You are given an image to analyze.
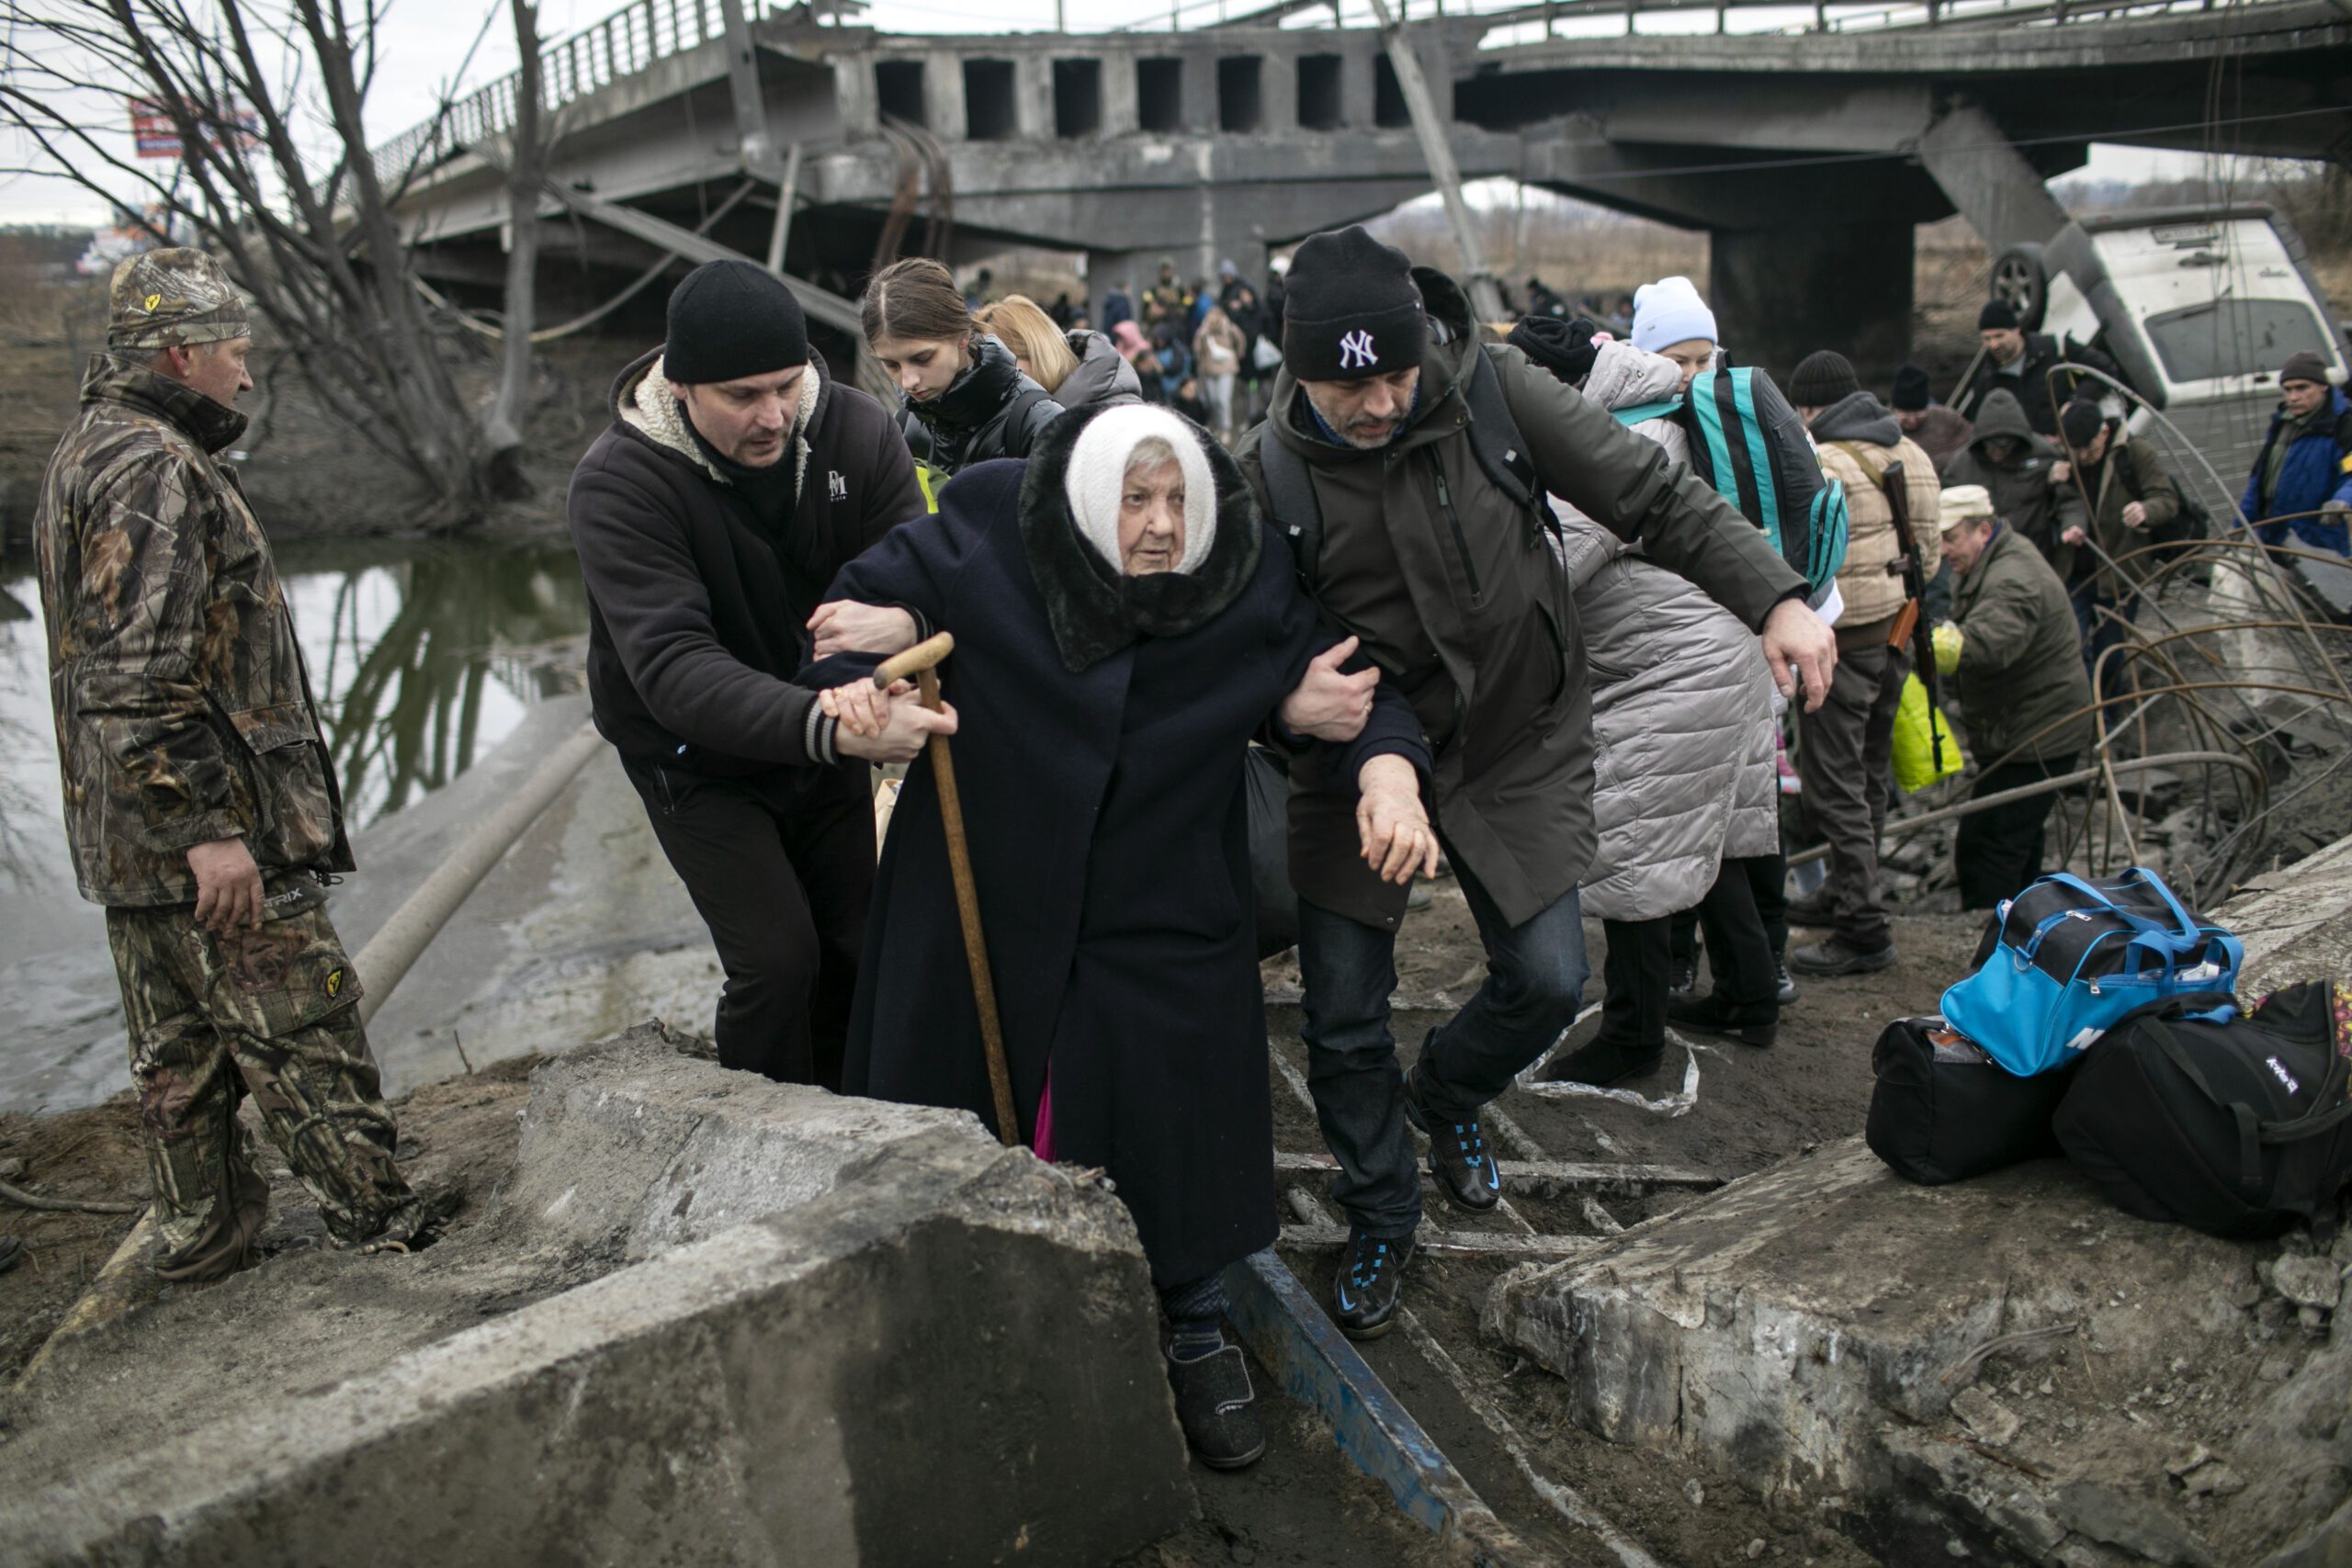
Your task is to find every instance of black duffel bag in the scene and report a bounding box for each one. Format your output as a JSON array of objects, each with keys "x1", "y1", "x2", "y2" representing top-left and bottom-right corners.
[
  {"x1": 2054, "y1": 981, "x2": 2352, "y2": 1238},
  {"x1": 1867, "y1": 1016, "x2": 2074, "y2": 1185}
]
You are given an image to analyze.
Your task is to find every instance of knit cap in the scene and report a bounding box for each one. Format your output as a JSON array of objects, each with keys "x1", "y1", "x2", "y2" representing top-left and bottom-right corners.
[
  {"x1": 1890, "y1": 364, "x2": 1931, "y2": 412},
  {"x1": 2059, "y1": 398, "x2": 2107, "y2": 450},
  {"x1": 1063, "y1": 404, "x2": 1216, "y2": 575},
  {"x1": 2279, "y1": 349, "x2": 2339, "y2": 388},
  {"x1": 108, "y1": 248, "x2": 250, "y2": 350},
  {"x1": 1282, "y1": 226, "x2": 1426, "y2": 381},
  {"x1": 665, "y1": 260, "x2": 808, "y2": 384},
  {"x1": 1507, "y1": 316, "x2": 1603, "y2": 388},
  {"x1": 1978, "y1": 299, "x2": 2021, "y2": 332},
  {"x1": 1788, "y1": 350, "x2": 1860, "y2": 408},
  {"x1": 1630, "y1": 276, "x2": 1716, "y2": 355},
  {"x1": 1938, "y1": 484, "x2": 1995, "y2": 533}
]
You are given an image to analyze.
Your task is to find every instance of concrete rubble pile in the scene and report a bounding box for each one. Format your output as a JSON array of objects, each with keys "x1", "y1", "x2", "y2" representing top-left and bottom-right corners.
[
  {"x1": 0, "y1": 1023, "x2": 1193, "y2": 1567},
  {"x1": 1487, "y1": 837, "x2": 2352, "y2": 1568}
]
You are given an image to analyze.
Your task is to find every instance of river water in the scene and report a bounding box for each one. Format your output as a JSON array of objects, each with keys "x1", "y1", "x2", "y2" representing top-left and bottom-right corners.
[{"x1": 0, "y1": 536, "x2": 590, "y2": 970}]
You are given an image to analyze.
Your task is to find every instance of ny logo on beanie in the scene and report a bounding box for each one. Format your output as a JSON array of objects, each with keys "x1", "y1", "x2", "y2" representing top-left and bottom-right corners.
[{"x1": 1339, "y1": 331, "x2": 1377, "y2": 371}]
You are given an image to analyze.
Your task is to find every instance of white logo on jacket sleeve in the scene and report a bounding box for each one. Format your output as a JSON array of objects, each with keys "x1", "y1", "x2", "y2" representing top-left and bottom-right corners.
[
  {"x1": 1338, "y1": 331, "x2": 1377, "y2": 371},
  {"x1": 828, "y1": 470, "x2": 847, "y2": 502}
]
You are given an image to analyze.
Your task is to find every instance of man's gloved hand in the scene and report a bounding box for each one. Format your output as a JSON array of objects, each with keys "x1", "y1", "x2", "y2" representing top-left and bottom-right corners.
[
  {"x1": 1932, "y1": 621, "x2": 1964, "y2": 676},
  {"x1": 2324, "y1": 498, "x2": 2350, "y2": 522}
]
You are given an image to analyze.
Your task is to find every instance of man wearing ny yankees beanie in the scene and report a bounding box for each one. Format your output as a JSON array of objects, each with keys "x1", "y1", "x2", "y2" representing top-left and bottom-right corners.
[
  {"x1": 1237, "y1": 225, "x2": 1838, "y2": 1341},
  {"x1": 567, "y1": 258, "x2": 936, "y2": 1089}
]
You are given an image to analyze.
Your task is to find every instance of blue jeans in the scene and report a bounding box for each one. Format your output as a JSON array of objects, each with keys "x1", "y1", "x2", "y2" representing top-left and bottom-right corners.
[{"x1": 1295, "y1": 867, "x2": 1589, "y2": 1236}]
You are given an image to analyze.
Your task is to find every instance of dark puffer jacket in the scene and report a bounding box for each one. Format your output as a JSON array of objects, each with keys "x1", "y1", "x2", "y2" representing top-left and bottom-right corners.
[
  {"x1": 898, "y1": 333, "x2": 1065, "y2": 477},
  {"x1": 1054, "y1": 330, "x2": 1142, "y2": 412}
]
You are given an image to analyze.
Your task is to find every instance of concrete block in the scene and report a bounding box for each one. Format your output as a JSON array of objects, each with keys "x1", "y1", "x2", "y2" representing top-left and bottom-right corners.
[
  {"x1": 1486, "y1": 1137, "x2": 2314, "y2": 1562},
  {"x1": 2223, "y1": 830, "x2": 2352, "y2": 998},
  {"x1": 3, "y1": 1026, "x2": 1193, "y2": 1567}
]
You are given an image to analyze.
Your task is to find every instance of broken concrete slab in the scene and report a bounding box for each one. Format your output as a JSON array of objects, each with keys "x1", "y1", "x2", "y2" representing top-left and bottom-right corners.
[
  {"x1": 0, "y1": 1024, "x2": 1193, "y2": 1567},
  {"x1": 2222, "y1": 829, "x2": 2352, "y2": 998},
  {"x1": 1487, "y1": 1137, "x2": 2351, "y2": 1567}
]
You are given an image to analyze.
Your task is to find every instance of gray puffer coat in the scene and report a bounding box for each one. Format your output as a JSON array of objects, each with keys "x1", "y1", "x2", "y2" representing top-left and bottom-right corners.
[{"x1": 1555, "y1": 341, "x2": 1780, "y2": 922}]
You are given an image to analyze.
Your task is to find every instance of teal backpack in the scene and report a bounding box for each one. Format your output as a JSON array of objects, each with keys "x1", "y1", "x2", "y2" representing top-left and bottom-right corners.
[{"x1": 1616, "y1": 367, "x2": 1849, "y2": 607}]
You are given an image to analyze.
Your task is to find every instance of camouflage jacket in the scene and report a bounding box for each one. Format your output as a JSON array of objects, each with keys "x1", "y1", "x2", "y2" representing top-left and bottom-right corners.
[{"x1": 34, "y1": 353, "x2": 352, "y2": 908}]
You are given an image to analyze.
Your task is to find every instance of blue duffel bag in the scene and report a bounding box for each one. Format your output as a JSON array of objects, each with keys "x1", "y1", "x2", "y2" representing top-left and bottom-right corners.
[{"x1": 1941, "y1": 868, "x2": 2242, "y2": 1077}]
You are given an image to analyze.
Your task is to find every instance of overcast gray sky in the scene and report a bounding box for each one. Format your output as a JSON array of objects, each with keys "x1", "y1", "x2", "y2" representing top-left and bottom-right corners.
[{"x1": 0, "y1": 0, "x2": 2243, "y2": 230}]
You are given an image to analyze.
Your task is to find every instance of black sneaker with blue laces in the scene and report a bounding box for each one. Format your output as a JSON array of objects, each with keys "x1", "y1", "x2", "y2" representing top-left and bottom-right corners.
[
  {"x1": 1402, "y1": 1063, "x2": 1501, "y2": 1213},
  {"x1": 1331, "y1": 1225, "x2": 1416, "y2": 1340}
]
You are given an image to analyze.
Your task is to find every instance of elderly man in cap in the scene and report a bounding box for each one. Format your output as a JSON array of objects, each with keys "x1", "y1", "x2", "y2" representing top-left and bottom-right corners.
[
  {"x1": 1237, "y1": 224, "x2": 1837, "y2": 1338},
  {"x1": 34, "y1": 248, "x2": 447, "y2": 1280},
  {"x1": 569, "y1": 259, "x2": 944, "y2": 1088},
  {"x1": 1933, "y1": 484, "x2": 2094, "y2": 908},
  {"x1": 2240, "y1": 348, "x2": 2352, "y2": 558}
]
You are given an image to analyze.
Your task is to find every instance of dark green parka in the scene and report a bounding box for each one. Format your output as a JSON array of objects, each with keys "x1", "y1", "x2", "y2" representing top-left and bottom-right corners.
[
  {"x1": 1237, "y1": 270, "x2": 1804, "y2": 931},
  {"x1": 1950, "y1": 523, "x2": 2096, "y2": 765}
]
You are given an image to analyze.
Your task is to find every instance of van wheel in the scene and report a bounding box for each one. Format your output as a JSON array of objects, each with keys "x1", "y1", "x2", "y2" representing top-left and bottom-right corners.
[{"x1": 1989, "y1": 244, "x2": 2048, "y2": 331}]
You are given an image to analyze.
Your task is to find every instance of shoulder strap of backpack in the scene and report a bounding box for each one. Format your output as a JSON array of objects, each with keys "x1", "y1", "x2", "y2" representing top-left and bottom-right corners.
[
  {"x1": 1464, "y1": 345, "x2": 1546, "y2": 528},
  {"x1": 1612, "y1": 400, "x2": 1682, "y2": 427},
  {"x1": 2143, "y1": 1019, "x2": 2267, "y2": 1191},
  {"x1": 1257, "y1": 426, "x2": 1325, "y2": 593}
]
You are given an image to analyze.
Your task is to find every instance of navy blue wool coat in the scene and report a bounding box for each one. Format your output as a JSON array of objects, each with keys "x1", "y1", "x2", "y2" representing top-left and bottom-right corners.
[{"x1": 817, "y1": 417, "x2": 1423, "y2": 1287}]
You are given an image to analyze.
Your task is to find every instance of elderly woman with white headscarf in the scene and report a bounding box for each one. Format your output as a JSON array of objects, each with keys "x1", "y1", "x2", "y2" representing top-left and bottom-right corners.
[{"x1": 807, "y1": 403, "x2": 1434, "y2": 1468}]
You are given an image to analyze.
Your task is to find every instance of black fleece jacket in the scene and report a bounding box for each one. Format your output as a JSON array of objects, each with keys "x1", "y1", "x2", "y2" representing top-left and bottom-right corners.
[{"x1": 569, "y1": 345, "x2": 927, "y2": 775}]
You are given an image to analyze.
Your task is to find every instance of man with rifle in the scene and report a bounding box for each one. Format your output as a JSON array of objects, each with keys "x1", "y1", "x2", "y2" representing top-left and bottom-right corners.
[{"x1": 1787, "y1": 351, "x2": 1946, "y2": 976}]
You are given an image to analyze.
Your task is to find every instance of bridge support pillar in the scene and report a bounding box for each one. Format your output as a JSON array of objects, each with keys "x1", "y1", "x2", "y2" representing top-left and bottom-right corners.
[{"x1": 1711, "y1": 221, "x2": 1913, "y2": 386}]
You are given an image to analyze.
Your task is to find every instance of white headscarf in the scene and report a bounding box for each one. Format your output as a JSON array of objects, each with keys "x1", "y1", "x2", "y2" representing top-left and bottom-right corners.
[{"x1": 1062, "y1": 404, "x2": 1217, "y2": 576}]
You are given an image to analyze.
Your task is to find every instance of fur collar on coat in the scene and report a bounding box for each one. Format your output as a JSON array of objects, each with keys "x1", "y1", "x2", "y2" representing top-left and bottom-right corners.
[{"x1": 1016, "y1": 404, "x2": 1262, "y2": 672}]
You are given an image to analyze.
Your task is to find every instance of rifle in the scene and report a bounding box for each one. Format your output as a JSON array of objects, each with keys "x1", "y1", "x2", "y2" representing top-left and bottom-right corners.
[{"x1": 1877, "y1": 457, "x2": 1950, "y2": 773}]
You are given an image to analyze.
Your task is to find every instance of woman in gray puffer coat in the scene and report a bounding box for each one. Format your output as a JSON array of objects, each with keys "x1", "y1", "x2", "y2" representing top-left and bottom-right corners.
[{"x1": 1524, "y1": 333, "x2": 1784, "y2": 1085}]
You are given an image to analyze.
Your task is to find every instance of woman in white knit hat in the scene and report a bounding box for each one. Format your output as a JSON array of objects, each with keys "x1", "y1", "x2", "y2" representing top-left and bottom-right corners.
[
  {"x1": 1630, "y1": 274, "x2": 1721, "y2": 395},
  {"x1": 808, "y1": 403, "x2": 1436, "y2": 1469}
]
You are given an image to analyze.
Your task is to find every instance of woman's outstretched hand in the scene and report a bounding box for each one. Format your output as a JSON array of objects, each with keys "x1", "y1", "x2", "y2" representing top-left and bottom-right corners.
[{"x1": 1355, "y1": 753, "x2": 1439, "y2": 886}]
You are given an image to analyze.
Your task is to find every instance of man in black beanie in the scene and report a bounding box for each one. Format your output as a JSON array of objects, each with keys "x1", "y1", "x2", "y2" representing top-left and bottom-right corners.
[
  {"x1": 1888, "y1": 362, "x2": 1973, "y2": 471},
  {"x1": 2052, "y1": 394, "x2": 2177, "y2": 683},
  {"x1": 1238, "y1": 224, "x2": 1838, "y2": 1338},
  {"x1": 568, "y1": 259, "x2": 940, "y2": 1086},
  {"x1": 1952, "y1": 295, "x2": 2125, "y2": 439}
]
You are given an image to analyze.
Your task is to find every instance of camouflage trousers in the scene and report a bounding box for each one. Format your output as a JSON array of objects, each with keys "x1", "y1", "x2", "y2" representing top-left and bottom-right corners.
[{"x1": 104, "y1": 876, "x2": 413, "y2": 1280}]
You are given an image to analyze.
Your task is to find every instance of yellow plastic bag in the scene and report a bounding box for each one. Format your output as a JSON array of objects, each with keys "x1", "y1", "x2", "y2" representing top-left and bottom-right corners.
[{"x1": 1892, "y1": 672, "x2": 1965, "y2": 794}]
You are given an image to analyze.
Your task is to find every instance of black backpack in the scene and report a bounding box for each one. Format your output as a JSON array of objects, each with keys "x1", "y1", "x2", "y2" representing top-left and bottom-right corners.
[{"x1": 2054, "y1": 981, "x2": 2352, "y2": 1238}]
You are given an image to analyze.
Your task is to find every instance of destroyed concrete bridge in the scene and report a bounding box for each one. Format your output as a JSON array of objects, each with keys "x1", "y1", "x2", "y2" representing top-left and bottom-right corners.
[{"x1": 376, "y1": 0, "x2": 2352, "y2": 370}]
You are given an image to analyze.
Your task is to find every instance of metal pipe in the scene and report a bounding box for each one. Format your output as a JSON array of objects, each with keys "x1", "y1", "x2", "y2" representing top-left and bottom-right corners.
[{"x1": 355, "y1": 720, "x2": 605, "y2": 1025}]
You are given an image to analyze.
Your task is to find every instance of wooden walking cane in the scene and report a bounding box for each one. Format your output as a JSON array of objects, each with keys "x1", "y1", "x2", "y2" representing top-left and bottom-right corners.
[{"x1": 872, "y1": 632, "x2": 1021, "y2": 1146}]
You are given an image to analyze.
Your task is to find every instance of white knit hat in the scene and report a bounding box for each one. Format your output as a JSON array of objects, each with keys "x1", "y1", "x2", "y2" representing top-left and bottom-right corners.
[
  {"x1": 1062, "y1": 404, "x2": 1217, "y2": 576},
  {"x1": 1631, "y1": 275, "x2": 1719, "y2": 355}
]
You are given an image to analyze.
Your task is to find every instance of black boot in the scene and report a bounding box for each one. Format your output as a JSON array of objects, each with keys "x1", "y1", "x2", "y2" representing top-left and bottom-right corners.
[
  {"x1": 1331, "y1": 1226, "x2": 1416, "y2": 1340},
  {"x1": 1666, "y1": 990, "x2": 1778, "y2": 1047},
  {"x1": 1541, "y1": 1037, "x2": 1665, "y2": 1087},
  {"x1": 1402, "y1": 1063, "x2": 1499, "y2": 1213},
  {"x1": 1166, "y1": 1336, "x2": 1266, "y2": 1470}
]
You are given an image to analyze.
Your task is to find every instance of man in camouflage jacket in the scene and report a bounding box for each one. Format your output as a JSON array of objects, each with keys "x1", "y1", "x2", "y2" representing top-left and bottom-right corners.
[{"x1": 34, "y1": 248, "x2": 444, "y2": 1280}]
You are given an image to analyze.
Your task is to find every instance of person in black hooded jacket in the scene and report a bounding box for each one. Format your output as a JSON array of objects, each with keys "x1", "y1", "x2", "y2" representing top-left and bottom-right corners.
[
  {"x1": 568, "y1": 260, "x2": 948, "y2": 1089},
  {"x1": 863, "y1": 256, "x2": 1064, "y2": 480}
]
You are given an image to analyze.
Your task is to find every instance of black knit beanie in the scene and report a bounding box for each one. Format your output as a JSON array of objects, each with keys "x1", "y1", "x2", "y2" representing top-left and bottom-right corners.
[
  {"x1": 1978, "y1": 299, "x2": 2020, "y2": 333},
  {"x1": 1788, "y1": 350, "x2": 1860, "y2": 408},
  {"x1": 2279, "y1": 349, "x2": 2331, "y2": 388},
  {"x1": 1889, "y1": 364, "x2": 1930, "y2": 412},
  {"x1": 1508, "y1": 315, "x2": 1602, "y2": 389},
  {"x1": 2059, "y1": 397, "x2": 2106, "y2": 449},
  {"x1": 664, "y1": 259, "x2": 808, "y2": 384},
  {"x1": 1283, "y1": 226, "x2": 1426, "y2": 381}
]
